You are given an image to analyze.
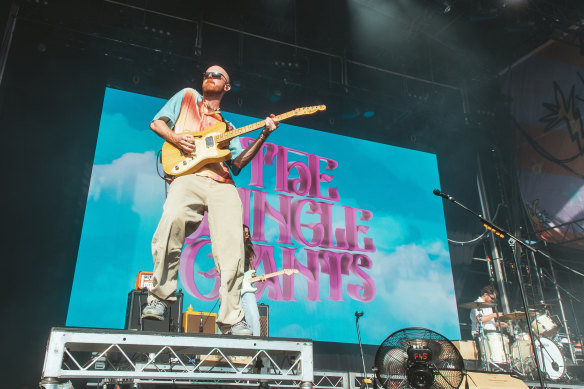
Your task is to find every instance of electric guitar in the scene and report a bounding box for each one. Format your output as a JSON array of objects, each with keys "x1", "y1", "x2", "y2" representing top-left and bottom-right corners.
[
  {"x1": 241, "y1": 269, "x2": 299, "y2": 296},
  {"x1": 161, "y1": 105, "x2": 327, "y2": 177}
]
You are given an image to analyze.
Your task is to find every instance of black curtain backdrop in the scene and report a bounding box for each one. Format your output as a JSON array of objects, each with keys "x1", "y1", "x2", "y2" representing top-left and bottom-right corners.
[{"x1": 1, "y1": 19, "x2": 106, "y2": 388}]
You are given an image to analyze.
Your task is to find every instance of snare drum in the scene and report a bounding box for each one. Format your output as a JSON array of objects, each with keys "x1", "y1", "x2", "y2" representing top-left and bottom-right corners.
[
  {"x1": 531, "y1": 313, "x2": 559, "y2": 337},
  {"x1": 484, "y1": 332, "x2": 510, "y2": 363}
]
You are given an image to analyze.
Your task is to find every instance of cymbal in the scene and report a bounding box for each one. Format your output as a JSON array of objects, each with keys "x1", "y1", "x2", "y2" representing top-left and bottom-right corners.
[
  {"x1": 530, "y1": 302, "x2": 557, "y2": 309},
  {"x1": 459, "y1": 301, "x2": 495, "y2": 309},
  {"x1": 499, "y1": 311, "x2": 538, "y2": 321}
]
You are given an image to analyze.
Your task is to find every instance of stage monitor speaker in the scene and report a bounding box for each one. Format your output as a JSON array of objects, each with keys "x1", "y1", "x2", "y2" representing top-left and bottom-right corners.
[
  {"x1": 183, "y1": 310, "x2": 217, "y2": 334},
  {"x1": 258, "y1": 303, "x2": 269, "y2": 337},
  {"x1": 125, "y1": 289, "x2": 183, "y2": 332},
  {"x1": 464, "y1": 371, "x2": 528, "y2": 388}
]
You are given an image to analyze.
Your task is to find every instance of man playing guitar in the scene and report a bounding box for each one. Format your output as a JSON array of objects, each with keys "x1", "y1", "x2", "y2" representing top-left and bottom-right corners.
[{"x1": 141, "y1": 65, "x2": 279, "y2": 336}]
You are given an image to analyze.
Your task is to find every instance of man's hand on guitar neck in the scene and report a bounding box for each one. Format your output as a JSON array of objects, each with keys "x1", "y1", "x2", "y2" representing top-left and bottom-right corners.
[
  {"x1": 261, "y1": 114, "x2": 279, "y2": 138},
  {"x1": 231, "y1": 114, "x2": 279, "y2": 172}
]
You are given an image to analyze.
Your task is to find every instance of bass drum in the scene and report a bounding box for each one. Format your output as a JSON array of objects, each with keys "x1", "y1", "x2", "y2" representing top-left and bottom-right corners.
[{"x1": 511, "y1": 337, "x2": 565, "y2": 381}]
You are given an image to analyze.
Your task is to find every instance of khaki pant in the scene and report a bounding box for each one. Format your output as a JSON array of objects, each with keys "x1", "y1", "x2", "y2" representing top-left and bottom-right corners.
[{"x1": 149, "y1": 174, "x2": 245, "y2": 327}]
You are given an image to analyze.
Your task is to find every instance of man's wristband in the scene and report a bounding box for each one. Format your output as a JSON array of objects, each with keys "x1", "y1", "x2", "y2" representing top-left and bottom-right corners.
[{"x1": 259, "y1": 132, "x2": 268, "y2": 140}]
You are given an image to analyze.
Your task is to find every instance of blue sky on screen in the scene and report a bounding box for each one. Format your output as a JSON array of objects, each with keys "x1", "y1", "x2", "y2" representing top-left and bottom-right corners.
[{"x1": 68, "y1": 87, "x2": 460, "y2": 345}]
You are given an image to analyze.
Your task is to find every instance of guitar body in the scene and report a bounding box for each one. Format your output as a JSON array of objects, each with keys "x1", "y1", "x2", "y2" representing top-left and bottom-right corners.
[
  {"x1": 161, "y1": 121, "x2": 232, "y2": 177},
  {"x1": 240, "y1": 269, "x2": 299, "y2": 296},
  {"x1": 241, "y1": 270, "x2": 258, "y2": 296}
]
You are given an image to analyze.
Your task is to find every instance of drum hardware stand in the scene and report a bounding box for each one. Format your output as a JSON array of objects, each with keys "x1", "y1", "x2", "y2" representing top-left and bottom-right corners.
[
  {"x1": 433, "y1": 189, "x2": 547, "y2": 389},
  {"x1": 528, "y1": 251, "x2": 546, "y2": 304},
  {"x1": 542, "y1": 256, "x2": 579, "y2": 365},
  {"x1": 509, "y1": 237, "x2": 550, "y2": 387},
  {"x1": 510, "y1": 323, "x2": 530, "y2": 377},
  {"x1": 487, "y1": 260, "x2": 513, "y2": 371},
  {"x1": 568, "y1": 296, "x2": 583, "y2": 362},
  {"x1": 477, "y1": 313, "x2": 489, "y2": 371}
]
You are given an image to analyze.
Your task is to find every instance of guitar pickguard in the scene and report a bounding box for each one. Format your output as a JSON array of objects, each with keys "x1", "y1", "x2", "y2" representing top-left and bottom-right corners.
[{"x1": 169, "y1": 132, "x2": 225, "y2": 175}]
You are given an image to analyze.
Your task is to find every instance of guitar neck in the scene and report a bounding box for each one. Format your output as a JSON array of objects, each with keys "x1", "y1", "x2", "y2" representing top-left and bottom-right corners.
[
  {"x1": 215, "y1": 110, "x2": 297, "y2": 143},
  {"x1": 249, "y1": 270, "x2": 291, "y2": 283}
]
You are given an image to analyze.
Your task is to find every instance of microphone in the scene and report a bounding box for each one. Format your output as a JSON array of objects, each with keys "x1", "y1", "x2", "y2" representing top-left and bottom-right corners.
[
  {"x1": 355, "y1": 311, "x2": 364, "y2": 318},
  {"x1": 433, "y1": 189, "x2": 454, "y2": 201}
]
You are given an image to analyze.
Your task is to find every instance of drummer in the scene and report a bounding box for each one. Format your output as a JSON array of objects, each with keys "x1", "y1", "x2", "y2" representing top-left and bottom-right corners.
[{"x1": 470, "y1": 285, "x2": 509, "y2": 339}]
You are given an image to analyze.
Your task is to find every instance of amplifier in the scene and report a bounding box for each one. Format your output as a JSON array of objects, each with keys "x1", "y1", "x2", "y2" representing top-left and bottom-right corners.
[
  {"x1": 258, "y1": 303, "x2": 269, "y2": 337},
  {"x1": 135, "y1": 271, "x2": 153, "y2": 290},
  {"x1": 125, "y1": 289, "x2": 183, "y2": 332},
  {"x1": 183, "y1": 309, "x2": 217, "y2": 334}
]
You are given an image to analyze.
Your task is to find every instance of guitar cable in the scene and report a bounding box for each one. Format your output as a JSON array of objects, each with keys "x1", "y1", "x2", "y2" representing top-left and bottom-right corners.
[
  {"x1": 199, "y1": 298, "x2": 220, "y2": 333},
  {"x1": 155, "y1": 149, "x2": 174, "y2": 185}
]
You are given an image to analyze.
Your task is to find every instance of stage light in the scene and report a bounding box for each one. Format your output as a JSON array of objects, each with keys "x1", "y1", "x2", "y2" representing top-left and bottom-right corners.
[
  {"x1": 443, "y1": 1, "x2": 451, "y2": 14},
  {"x1": 273, "y1": 57, "x2": 307, "y2": 73},
  {"x1": 231, "y1": 80, "x2": 242, "y2": 93},
  {"x1": 268, "y1": 88, "x2": 282, "y2": 102},
  {"x1": 340, "y1": 107, "x2": 361, "y2": 119},
  {"x1": 362, "y1": 108, "x2": 375, "y2": 118},
  {"x1": 503, "y1": 0, "x2": 524, "y2": 6}
]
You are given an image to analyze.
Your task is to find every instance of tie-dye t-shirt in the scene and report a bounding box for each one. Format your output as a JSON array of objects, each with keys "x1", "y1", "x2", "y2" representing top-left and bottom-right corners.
[{"x1": 153, "y1": 88, "x2": 244, "y2": 183}]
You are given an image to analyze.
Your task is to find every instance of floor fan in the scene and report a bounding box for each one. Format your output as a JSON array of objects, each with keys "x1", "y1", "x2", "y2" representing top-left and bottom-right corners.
[{"x1": 374, "y1": 328, "x2": 465, "y2": 389}]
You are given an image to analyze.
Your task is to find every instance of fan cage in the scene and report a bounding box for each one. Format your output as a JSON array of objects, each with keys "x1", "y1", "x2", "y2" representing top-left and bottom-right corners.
[{"x1": 374, "y1": 327, "x2": 465, "y2": 389}]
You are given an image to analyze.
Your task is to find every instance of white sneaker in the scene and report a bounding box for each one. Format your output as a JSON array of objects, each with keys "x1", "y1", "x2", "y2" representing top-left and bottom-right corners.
[
  {"x1": 141, "y1": 299, "x2": 166, "y2": 320},
  {"x1": 221, "y1": 320, "x2": 252, "y2": 336}
]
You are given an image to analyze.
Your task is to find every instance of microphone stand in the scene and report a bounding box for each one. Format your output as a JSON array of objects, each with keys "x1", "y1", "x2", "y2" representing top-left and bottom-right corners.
[
  {"x1": 355, "y1": 311, "x2": 370, "y2": 389},
  {"x1": 434, "y1": 190, "x2": 547, "y2": 389}
]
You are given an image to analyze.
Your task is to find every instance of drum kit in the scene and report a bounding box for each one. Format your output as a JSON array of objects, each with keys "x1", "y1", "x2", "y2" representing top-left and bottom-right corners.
[{"x1": 460, "y1": 300, "x2": 570, "y2": 381}]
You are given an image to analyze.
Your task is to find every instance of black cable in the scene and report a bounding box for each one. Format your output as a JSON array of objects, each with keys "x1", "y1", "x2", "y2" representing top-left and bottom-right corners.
[
  {"x1": 199, "y1": 298, "x2": 220, "y2": 333},
  {"x1": 155, "y1": 149, "x2": 174, "y2": 183},
  {"x1": 447, "y1": 202, "x2": 502, "y2": 245}
]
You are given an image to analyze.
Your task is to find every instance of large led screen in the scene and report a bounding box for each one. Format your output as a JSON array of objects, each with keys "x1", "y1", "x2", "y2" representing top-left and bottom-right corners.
[{"x1": 67, "y1": 87, "x2": 460, "y2": 345}]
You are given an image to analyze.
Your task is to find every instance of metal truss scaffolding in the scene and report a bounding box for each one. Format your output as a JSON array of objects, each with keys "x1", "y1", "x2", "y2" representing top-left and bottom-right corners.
[
  {"x1": 40, "y1": 327, "x2": 313, "y2": 388},
  {"x1": 39, "y1": 327, "x2": 584, "y2": 389}
]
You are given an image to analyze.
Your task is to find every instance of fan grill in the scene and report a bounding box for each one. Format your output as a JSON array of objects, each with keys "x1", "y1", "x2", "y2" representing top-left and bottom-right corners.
[{"x1": 374, "y1": 328, "x2": 464, "y2": 389}]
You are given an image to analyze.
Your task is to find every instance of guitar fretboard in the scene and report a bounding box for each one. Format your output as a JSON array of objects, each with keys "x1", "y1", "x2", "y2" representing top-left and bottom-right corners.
[
  {"x1": 249, "y1": 269, "x2": 297, "y2": 283},
  {"x1": 214, "y1": 110, "x2": 298, "y2": 143}
]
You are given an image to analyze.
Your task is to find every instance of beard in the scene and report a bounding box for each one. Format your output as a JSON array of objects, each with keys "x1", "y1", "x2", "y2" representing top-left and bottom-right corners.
[{"x1": 202, "y1": 80, "x2": 224, "y2": 97}]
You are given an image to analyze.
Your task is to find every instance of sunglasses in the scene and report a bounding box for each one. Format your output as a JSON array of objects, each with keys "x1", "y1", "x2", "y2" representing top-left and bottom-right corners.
[{"x1": 203, "y1": 71, "x2": 228, "y2": 82}]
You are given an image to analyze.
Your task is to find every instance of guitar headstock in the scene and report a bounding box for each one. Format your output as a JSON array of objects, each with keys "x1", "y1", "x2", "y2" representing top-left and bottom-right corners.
[
  {"x1": 283, "y1": 269, "x2": 300, "y2": 276},
  {"x1": 293, "y1": 105, "x2": 327, "y2": 116}
]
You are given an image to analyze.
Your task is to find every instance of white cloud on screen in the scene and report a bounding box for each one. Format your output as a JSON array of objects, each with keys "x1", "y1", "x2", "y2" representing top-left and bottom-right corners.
[
  {"x1": 368, "y1": 241, "x2": 459, "y2": 337},
  {"x1": 88, "y1": 151, "x2": 164, "y2": 217}
]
